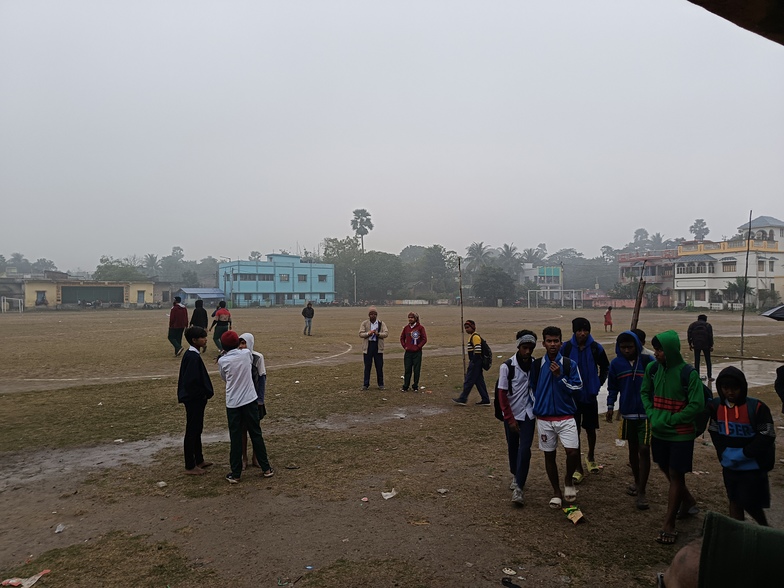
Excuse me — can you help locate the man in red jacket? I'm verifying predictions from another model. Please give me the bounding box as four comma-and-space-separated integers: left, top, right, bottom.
400, 312, 427, 391
168, 296, 189, 356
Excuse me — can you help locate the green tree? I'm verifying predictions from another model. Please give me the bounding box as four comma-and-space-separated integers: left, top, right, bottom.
9, 252, 32, 273
496, 243, 523, 278
182, 270, 200, 288
689, 219, 710, 241
159, 247, 187, 282
351, 209, 374, 254
93, 256, 147, 281
0, 254, 6, 273
356, 251, 403, 300
31, 258, 57, 273
608, 281, 638, 299
323, 236, 361, 301
724, 277, 754, 303
472, 266, 516, 306
197, 257, 219, 287
633, 228, 649, 245
407, 244, 458, 296
249, 251, 262, 261
520, 244, 547, 266
464, 242, 495, 275
399, 245, 427, 263
758, 288, 782, 310
143, 253, 160, 277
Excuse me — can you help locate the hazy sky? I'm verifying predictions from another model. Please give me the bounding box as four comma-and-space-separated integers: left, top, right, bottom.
2, 1, 783, 271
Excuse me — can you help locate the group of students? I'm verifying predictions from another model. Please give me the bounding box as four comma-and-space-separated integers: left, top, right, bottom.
168, 298, 233, 356
494, 317, 776, 545
176, 325, 273, 483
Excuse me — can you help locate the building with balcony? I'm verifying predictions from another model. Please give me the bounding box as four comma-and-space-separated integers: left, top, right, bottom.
218, 254, 335, 307
672, 216, 784, 308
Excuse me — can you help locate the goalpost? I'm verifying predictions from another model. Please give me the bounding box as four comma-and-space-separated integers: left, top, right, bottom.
0, 297, 24, 313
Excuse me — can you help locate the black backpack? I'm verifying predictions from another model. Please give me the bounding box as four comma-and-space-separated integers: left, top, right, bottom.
479, 336, 493, 371
648, 363, 713, 436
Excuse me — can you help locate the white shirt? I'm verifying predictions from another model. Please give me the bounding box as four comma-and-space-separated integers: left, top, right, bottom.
368, 320, 379, 341
498, 354, 535, 421
217, 348, 257, 408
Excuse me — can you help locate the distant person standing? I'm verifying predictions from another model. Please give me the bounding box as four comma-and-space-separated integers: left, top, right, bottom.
302, 301, 315, 336
209, 301, 232, 352
604, 307, 613, 332
400, 312, 427, 391
359, 306, 388, 390
168, 296, 189, 356
687, 314, 714, 381
189, 300, 209, 353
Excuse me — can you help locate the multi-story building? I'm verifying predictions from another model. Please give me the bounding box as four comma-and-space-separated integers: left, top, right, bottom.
218, 254, 335, 307
672, 216, 783, 309
617, 249, 678, 307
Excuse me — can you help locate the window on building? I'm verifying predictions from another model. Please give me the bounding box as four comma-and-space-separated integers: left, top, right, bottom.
299, 293, 305, 299
708, 263, 715, 274
770, 261, 775, 272
676, 264, 685, 274
319, 293, 326, 300
758, 261, 765, 272
244, 294, 253, 300
318, 274, 327, 282
262, 293, 270, 300
231, 273, 238, 281
239, 274, 256, 281
780, 228, 784, 237
279, 274, 290, 282
697, 263, 706, 274
695, 290, 706, 301
722, 262, 736, 272
260, 274, 274, 281
286, 293, 292, 300
298, 274, 307, 282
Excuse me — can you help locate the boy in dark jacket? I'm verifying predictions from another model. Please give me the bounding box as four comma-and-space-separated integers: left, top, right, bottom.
177, 326, 215, 475
606, 331, 654, 510
708, 366, 775, 525
687, 314, 714, 381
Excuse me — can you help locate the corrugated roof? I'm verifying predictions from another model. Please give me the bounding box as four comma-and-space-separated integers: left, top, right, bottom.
674, 254, 717, 262
178, 288, 226, 295
737, 215, 784, 230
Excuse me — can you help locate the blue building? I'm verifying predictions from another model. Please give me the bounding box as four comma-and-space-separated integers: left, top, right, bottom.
218, 254, 335, 307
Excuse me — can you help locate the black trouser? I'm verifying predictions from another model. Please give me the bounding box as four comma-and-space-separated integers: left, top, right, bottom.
694, 348, 712, 378
363, 340, 384, 387
458, 359, 489, 403
168, 327, 184, 352
183, 398, 207, 470
227, 402, 270, 477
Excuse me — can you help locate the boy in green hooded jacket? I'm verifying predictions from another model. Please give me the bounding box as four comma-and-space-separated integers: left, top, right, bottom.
641, 330, 704, 545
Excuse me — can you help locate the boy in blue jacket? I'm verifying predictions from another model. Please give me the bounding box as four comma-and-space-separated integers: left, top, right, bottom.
532, 326, 583, 508
708, 366, 775, 525
606, 330, 654, 510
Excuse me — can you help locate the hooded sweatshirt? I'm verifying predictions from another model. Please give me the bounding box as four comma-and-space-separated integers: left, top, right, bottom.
169, 302, 189, 329
708, 366, 775, 472
532, 353, 583, 419
239, 333, 266, 404
640, 330, 704, 441
562, 333, 609, 404
607, 330, 653, 419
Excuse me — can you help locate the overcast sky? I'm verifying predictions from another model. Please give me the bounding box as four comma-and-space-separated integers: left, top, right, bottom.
2, 1, 783, 272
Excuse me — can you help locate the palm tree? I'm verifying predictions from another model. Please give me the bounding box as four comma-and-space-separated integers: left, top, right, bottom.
649, 232, 665, 250
497, 243, 523, 278
351, 209, 374, 253
724, 277, 755, 303
143, 253, 161, 277
464, 242, 495, 274
520, 244, 547, 266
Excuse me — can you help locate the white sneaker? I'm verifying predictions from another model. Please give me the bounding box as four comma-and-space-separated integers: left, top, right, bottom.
509, 476, 517, 491
511, 486, 525, 506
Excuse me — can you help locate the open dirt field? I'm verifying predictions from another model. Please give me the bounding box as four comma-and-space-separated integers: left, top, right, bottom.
1, 306, 783, 587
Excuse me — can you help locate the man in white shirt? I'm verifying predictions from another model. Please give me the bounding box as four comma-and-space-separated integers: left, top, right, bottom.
218, 330, 273, 483
497, 330, 538, 506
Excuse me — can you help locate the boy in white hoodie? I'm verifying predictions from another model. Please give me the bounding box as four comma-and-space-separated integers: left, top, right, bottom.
217, 330, 273, 483
239, 332, 267, 468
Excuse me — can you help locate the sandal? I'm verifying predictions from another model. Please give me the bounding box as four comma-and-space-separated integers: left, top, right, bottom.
263, 468, 275, 478
586, 460, 600, 474
572, 471, 584, 485
655, 530, 678, 545
625, 484, 638, 497
564, 486, 578, 502
636, 497, 650, 510
549, 497, 562, 509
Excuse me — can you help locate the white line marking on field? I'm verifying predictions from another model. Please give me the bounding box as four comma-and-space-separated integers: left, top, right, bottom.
275, 342, 353, 367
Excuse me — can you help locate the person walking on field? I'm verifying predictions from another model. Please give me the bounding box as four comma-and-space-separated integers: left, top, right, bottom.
168, 296, 189, 356
359, 306, 388, 390
452, 320, 490, 406
687, 314, 714, 381
302, 301, 314, 336
209, 301, 232, 352
400, 312, 427, 392
604, 307, 613, 332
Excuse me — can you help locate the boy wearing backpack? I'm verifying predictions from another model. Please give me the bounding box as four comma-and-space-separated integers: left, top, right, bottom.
453, 320, 491, 406
561, 317, 609, 483
606, 330, 654, 510
708, 366, 775, 525
641, 330, 704, 545
497, 330, 538, 506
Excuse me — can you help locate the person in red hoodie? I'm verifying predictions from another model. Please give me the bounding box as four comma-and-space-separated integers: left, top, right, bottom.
400, 312, 427, 392
168, 296, 189, 356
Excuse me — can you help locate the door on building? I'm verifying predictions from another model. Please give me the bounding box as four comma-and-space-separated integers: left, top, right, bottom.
137, 291, 145, 304
276, 293, 285, 305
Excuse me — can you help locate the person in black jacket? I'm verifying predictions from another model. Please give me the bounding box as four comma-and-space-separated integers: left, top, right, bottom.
177, 326, 215, 475
302, 301, 315, 336
189, 300, 209, 352
687, 314, 714, 381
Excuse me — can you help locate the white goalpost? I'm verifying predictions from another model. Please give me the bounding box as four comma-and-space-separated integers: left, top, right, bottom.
0, 297, 24, 313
